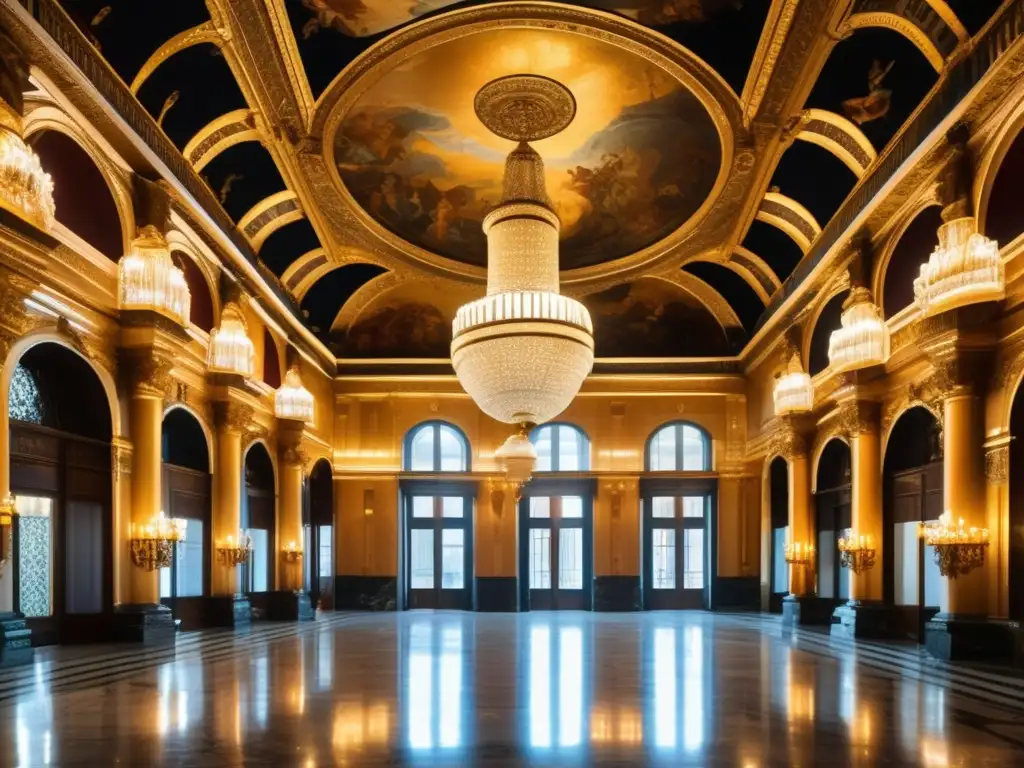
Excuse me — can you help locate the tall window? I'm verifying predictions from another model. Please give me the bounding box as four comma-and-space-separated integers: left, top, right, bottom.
404, 422, 469, 472
646, 423, 711, 472
531, 424, 589, 472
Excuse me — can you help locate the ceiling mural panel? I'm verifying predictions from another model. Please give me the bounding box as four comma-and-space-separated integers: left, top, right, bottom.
582, 278, 731, 358
331, 27, 722, 270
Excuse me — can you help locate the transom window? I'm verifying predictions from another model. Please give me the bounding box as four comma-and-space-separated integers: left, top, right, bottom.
646, 423, 710, 472
405, 422, 470, 472
531, 424, 590, 472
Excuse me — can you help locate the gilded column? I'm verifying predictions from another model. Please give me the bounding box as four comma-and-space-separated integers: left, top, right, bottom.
213, 401, 249, 597
846, 402, 883, 602
787, 443, 813, 598
277, 421, 306, 593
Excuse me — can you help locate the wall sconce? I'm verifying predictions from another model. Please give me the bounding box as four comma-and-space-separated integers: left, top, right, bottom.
0, 493, 14, 575
784, 540, 815, 567
363, 489, 375, 517
919, 512, 989, 578
217, 530, 253, 566
837, 528, 876, 574
130, 512, 187, 571
282, 540, 303, 563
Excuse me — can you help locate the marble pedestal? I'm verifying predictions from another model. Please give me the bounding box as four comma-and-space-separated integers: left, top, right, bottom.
782, 595, 838, 628
265, 591, 315, 622
924, 613, 1012, 662
111, 603, 176, 645
204, 595, 252, 632
0, 612, 33, 667
830, 600, 895, 639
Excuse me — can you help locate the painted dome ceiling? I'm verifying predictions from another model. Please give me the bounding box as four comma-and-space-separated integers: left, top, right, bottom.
56, 0, 1005, 360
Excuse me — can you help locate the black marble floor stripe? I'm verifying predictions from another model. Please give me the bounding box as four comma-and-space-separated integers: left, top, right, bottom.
0, 613, 361, 700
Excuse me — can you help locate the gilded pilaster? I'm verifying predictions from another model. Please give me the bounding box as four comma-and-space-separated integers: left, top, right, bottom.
277, 419, 307, 592
841, 400, 883, 602
213, 400, 252, 596
770, 416, 814, 597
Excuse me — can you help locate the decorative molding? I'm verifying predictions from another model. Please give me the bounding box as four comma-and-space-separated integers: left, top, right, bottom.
767, 421, 809, 461
837, 400, 880, 437
985, 444, 1008, 484
112, 437, 133, 478
130, 21, 225, 95
214, 400, 254, 433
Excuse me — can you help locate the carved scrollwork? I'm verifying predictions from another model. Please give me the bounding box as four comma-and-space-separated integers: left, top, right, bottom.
837, 401, 880, 438
214, 401, 254, 434
122, 349, 175, 398
767, 424, 807, 461
112, 437, 133, 478
282, 445, 308, 468
985, 445, 1009, 484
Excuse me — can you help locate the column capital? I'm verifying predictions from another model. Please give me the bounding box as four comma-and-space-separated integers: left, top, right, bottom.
768, 416, 811, 461
914, 348, 994, 404
837, 399, 881, 438
214, 400, 254, 434
121, 348, 175, 399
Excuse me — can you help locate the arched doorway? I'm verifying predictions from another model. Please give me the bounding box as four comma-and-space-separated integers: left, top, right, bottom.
883, 407, 943, 642
815, 439, 852, 604
768, 457, 789, 613
159, 407, 211, 630
7, 342, 113, 645
1009, 383, 1024, 622
306, 458, 334, 610
242, 442, 276, 612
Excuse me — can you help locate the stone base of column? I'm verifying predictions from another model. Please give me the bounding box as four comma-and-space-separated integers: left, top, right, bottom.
111, 603, 177, 646
830, 600, 895, 639
203, 595, 253, 632
0, 612, 33, 668
924, 613, 1013, 662
782, 595, 839, 628
264, 591, 316, 622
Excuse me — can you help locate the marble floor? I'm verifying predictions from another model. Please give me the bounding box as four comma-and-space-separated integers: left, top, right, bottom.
1, 612, 1024, 767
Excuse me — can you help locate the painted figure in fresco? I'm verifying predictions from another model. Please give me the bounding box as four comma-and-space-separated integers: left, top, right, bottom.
842, 59, 895, 125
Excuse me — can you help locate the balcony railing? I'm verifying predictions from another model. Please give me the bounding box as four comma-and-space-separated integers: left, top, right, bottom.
754, 0, 1024, 334
17, 0, 304, 318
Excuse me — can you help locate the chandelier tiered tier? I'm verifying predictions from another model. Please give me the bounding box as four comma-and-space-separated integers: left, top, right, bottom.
0, 110, 55, 231
827, 285, 889, 372
773, 351, 813, 416
914, 216, 1003, 315
451, 76, 595, 478
117, 226, 191, 326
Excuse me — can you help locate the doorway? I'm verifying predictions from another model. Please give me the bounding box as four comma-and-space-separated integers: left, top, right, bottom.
641, 480, 714, 609
815, 439, 852, 603
518, 480, 595, 611
306, 459, 334, 610
242, 442, 276, 606
401, 481, 474, 610
768, 457, 789, 613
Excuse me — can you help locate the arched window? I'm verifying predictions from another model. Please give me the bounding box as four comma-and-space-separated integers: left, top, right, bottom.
8, 364, 44, 424
531, 424, 590, 472
404, 421, 469, 472
646, 422, 711, 472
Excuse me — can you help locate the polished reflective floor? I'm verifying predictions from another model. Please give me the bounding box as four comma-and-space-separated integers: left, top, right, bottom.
2, 611, 1023, 766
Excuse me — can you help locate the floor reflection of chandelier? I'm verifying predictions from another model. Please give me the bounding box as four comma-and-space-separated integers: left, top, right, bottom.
914, 217, 1003, 316
451, 76, 595, 481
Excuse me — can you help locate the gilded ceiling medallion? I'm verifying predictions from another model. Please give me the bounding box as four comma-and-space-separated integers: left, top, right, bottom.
473, 75, 577, 143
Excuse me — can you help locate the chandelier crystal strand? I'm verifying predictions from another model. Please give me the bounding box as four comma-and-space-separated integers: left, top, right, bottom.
118, 226, 191, 325
773, 352, 813, 416
208, 301, 255, 376
827, 286, 889, 372
0, 122, 55, 231
275, 365, 315, 423
914, 217, 1003, 315
452, 76, 594, 429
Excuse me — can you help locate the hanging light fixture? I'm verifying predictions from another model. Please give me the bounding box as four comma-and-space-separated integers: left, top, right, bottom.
451, 76, 594, 476
828, 286, 889, 372
919, 512, 989, 578
773, 352, 813, 416
0, 112, 55, 231
914, 217, 1003, 316
494, 427, 538, 499
275, 365, 314, 423
208, 301, 255, 377
117, 226, 191, 325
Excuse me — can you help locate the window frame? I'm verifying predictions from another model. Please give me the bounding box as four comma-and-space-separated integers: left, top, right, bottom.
530, 423, 590, 472
403, 421, 471, 473
644, 421, 712, 472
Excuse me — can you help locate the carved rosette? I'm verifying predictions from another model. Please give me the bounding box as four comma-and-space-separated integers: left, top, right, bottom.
985, 445, 1009, 484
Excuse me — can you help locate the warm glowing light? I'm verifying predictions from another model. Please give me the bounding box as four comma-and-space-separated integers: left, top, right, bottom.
773, 353, 812, 416
283, 540, 303, 563
784, 540, 815, 566
494, 428, 537, 496
130, 512, 187, 571
914, 217, 1003, 315
118, 226, 191, 325
919, 511, 989, 578
451, 82, 594, 426
828, 286, 889, 371
208, 302, 255, 377
275, 366, 314, 423
217, 530, 253, 566
837, 528, 876, 574
0, 125, 55, 230
0, 493, 13, 573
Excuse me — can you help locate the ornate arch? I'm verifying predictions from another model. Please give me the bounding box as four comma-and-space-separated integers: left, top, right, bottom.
800, 273, 850, 369
331, 271, 406, 333
810, 431, 850, 493
792, 108, 877, 176
975, 91, 1024, 241
731, 246, 782, 299
162, 401, 216, 473
880, 397, 943, 463
846, 11, 945, 72
183, 109, 260, 172
871, 194, 941, 315
654, 272, 744, 336
755, 191, 821, 254
242, 435, 279, 490
129, 21, 226, 94
238, 191, 303, 252
164, 231, 222, 324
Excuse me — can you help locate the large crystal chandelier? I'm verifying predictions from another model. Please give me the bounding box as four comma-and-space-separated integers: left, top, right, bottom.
452, 76, 594, 447
208, 301, 255, 377
914, 217, 1003, 316
0, 112, 55, 231
773, 351, 813, 416
828, 286, 889, 372
118, 226, 191, 326
275, 365, 314, 423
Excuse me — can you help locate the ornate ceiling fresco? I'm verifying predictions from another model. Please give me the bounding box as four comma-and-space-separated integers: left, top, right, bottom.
54, 0, 1005, 360
330, 27, 722, 270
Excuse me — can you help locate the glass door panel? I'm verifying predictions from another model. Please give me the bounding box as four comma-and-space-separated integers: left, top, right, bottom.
405, 493, 473, 610
558, 529, 583, 590
644, 494, 709, 609
16, 496, 54, 618
521, 493, 592, 610
652, 529, 676, 590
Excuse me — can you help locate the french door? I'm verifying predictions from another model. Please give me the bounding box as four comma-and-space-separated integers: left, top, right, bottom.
519, 482, 594, 610
641, 479, 715, 610
402, 482, 474, 610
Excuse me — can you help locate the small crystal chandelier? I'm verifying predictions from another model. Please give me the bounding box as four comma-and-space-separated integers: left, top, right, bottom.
837, 528, 876, 574
494, 427, 538, 499
118, 226, 191, 326
773, 352, 813, 416
919, 512, 989, 578
914, 217, 1003, 316
451, 76, 594, 458
828, 286, 889, 372
217, 530, 253, 566
275, 365, 314, 423
129, 512, 187, 571
0, 117, 55, 231
208, 301, 255, 377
